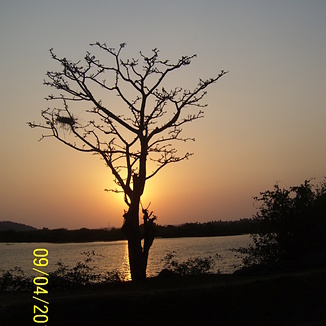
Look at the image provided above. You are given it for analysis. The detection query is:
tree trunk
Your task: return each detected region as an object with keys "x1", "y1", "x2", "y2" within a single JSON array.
[
  {"x1": 121, "y1": 170, "x2": 156, "y2": 281},
  {"x1": 122, "y1": 199, "x2": 146, "y2": 281},
  {"x1": 128, "y1": 235, "x2": 146, "y2": 281},
  {"x1": 143, "y1": 209, "x2": 156, "y2": 272},
  {"x1": 121, "y1": 201, "x2": 157, "y2": 281}
]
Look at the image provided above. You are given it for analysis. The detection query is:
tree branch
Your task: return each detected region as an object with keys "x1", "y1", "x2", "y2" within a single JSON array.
[{"x1": 29, "y1": 42, "x2": 227, "y2": 205}]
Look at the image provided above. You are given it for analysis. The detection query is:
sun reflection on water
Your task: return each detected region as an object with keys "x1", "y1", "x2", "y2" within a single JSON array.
[
  {"x1": 121, "y1": 242, "x2": 132, "y2": 281},
  {"x1": 0, "y1": 235, "x2": 252, "y2": 280}
]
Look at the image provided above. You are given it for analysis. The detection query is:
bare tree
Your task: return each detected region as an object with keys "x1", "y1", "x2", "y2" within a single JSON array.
[{"x1": 28, "y1": 42, "x2": 227, "y2": 281}]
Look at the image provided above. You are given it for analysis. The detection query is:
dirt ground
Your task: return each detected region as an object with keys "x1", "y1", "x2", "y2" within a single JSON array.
[{"x1": 1, "y1": 268, "x2": 325, "y2": 326}]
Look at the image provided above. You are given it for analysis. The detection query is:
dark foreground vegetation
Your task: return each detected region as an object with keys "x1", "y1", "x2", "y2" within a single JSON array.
[
  {"x1": 1, "y1": 268, "x2": 325, "y2": 325},
  {"x1": 234, "y1": 178, "x2": 326, "y2": 274},
  {"x1": 1, "y1": 250, "x2": 325, "y2": 324},
  {"x1": 0, "y1": 252, "x2": 219, "y2": 292},
  {"x1": 1, "y1": 179, "x2": 325, "y2": 325},
  {"x1": 0, "y1": 218, "x2": 258, "y2": 243}
]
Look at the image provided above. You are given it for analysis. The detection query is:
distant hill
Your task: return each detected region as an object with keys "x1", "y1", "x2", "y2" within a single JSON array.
[{"x1": 0, "y1": 221, "x2": 38, "y2": 231}]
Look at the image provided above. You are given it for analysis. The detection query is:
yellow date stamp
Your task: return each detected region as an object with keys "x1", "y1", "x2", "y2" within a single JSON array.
[{"x1": 32, "y1": 248, "x2": 49, "y2": 324}]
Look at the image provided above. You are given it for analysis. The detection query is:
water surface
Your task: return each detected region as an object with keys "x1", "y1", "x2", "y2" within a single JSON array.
[{"x1": 0, "y1": 234, "x2": 251, "y2": 280}]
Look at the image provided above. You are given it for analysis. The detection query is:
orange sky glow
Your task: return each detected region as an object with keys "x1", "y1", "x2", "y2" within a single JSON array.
[{"x1": 1, "y1": 1, "x2": 326, "y2": 229}]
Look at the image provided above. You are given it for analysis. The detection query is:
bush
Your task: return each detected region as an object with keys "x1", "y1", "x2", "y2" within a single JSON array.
[
  {"x1": 0, "y1": 251, "x2": 122, "y2": 291},
  {"x1": 48, "y1": 251, "x2": 122, "y2": 289},
  {"x1": 160, "y1": 252, "x2": 219, "y2": 277},
  {"x1": 237, "y1": 179, "x2": 326, "y2": 269},
  {"x1": 0, "y1": 267, "x2": 32, "y2": 291}
]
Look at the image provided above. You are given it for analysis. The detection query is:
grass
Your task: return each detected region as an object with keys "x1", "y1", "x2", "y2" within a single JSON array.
[{"x1": 1, "y1": 267, "x2": 325, "y2": 325}]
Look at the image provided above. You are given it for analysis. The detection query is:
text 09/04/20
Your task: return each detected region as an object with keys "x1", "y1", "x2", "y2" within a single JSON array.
[{"x1": 32, "y1": 248, "x2": 49, "y2": 324}]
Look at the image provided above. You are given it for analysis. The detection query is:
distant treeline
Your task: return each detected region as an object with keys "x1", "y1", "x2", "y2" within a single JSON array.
[
  {"x1": 156, "y1": 219, "x2": 259, "y2": 238},
  {"x1": 0, "y1": 219, "x2": 259, "y2": 243}
]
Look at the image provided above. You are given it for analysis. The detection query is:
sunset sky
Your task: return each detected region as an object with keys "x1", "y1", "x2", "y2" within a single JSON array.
[{"x1": 1, "y1": 1, "x2": 326, "y2": 229}]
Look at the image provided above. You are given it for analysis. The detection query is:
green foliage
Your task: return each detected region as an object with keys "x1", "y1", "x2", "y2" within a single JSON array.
[
  {"x1": 238, "y1": 179, "x2": 326, "y2": 269},
  {"x1": 161, "y1": 252, "x2": 219, "y2": 276}
]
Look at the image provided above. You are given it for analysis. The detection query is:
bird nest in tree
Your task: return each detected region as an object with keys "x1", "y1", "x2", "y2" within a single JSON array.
[{"x1": 56, "y1": 115, "x2": 76, "y2": 126}]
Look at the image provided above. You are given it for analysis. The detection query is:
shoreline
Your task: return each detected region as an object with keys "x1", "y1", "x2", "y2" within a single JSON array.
[
  {"x1": 0, "y1": 219, "x2": 258, "y2": 243},
  {"x1": 0, "y1": 232, "x2": 250, "y2": 244}
]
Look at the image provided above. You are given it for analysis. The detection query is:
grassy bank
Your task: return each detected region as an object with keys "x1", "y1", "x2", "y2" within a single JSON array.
[{"x1": 1, "y1": 268, "x2": 325, "y2": 325}]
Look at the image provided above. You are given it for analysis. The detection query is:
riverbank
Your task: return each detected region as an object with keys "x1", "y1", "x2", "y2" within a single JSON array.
[
  {"x1": 1, "y1": 268, "x2": 325, "y2": 325},
  {"x1": 0, "y1": 219, "x2": 258, "y2": 243}
]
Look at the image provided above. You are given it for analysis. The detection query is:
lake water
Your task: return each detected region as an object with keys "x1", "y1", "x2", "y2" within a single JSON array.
[{"x1": 0, "y1": 234, "x2": 251, "y2": 281}]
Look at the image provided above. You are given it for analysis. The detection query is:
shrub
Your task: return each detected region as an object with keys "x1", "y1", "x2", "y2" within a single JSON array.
[
  {"x1": 48, "y1": 251, "x2": 122, "y2": 288},
  {"x1": 0, "y1": 267, "x2": 32, "y2": 291},
  {"x1": 160, "y1": 252, "x2": 219, "y2": 276},
  {"x1": 0, "y1": 251, "x2": 122, "y2": 291},
  {"x1": 237, "y1": 179, "x2": 326, "y2": 269}
]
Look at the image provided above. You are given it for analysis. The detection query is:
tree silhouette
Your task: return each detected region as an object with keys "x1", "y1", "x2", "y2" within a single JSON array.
[
  {"x1": 28, "y1": 42, "x2": 227, "y2": 281},
  {"x1": 237, "y1": 179, "x2": 326, "y2": 269}
]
